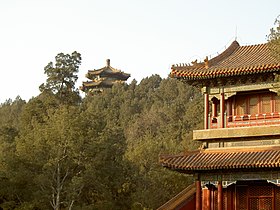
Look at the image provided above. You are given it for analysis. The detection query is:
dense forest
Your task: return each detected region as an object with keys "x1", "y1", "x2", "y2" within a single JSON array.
[{"x1": 0, "y1": 58, "x2": 203, "y2": 210}]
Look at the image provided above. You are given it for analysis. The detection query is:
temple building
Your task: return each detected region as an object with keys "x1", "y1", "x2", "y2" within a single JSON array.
[
  {"x1": 80, "y1": 59, "x2": 130, "y2": 93},
  {"x1": 158, "y1": 41, "x2": 280, "y2": 210}
]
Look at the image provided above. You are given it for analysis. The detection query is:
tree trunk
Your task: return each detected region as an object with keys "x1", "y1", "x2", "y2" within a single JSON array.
[{"x1": 56, "y1": 162, "x2": 60, "y2": 210}]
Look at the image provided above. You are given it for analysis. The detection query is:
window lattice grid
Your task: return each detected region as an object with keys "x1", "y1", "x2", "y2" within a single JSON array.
[
  {"x1": 249, "y1": 198, "x2": 273, "y2": 210},
  {"x1": 223, "y1": 191, "x2": 227, "y2": 210},
  {"x1": 235, "y1": 97, "x2": 246, "y2": 115},
  {"x1": 237, "y1": 186, "x2": 247, "y2": 210},
  {"x1": 261, "y1": 95, "x2": 271, "y2": 113},
  {"x1": 262, "y1": 198, "x2": 273, "y2": 210},
  {"x1": 249, "y1": 96, "x2": 258, "y2": 115},
  {"x1": 214, "y1": 190, "x2": 218, "y2": 210},
  {"x1": 249, "y1": 198, "x2": 259, "y2": 210},
  {"x1": 249, "y1": 186, "x2": 273, "y2": 197},
  {"x1": 275, "y1": 187, "x2": 280, "y2": 210},
  {"x1": 275, "y1": 95, "x2": 280, "y2": 112}
]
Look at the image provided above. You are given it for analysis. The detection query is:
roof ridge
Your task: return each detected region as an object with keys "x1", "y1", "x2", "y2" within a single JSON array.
[
  {"x1": 208, "y1": 40, "x2": 240, "y2": 66},
  {"x1": 240, "y1": 42, "x2": 268, "y2": 47},
  {"x1": 171, "y1": 41, "x2": 241, "y2": 70}
]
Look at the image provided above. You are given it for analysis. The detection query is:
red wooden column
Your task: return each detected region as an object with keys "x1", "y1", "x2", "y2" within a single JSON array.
[
  {"x1": 196, "y1": 180, "x2": 202, "y2": 210},
  {"x1": 202, "y1": 187, "x2": 211, "y2": 210},
  {"x1": 212, "y1": 101, "x2": 217, "y2": 118},
  {"x1": 226, "y1": 100, "x2": 232, "y2": 117},
  {"x1": 204, "y1": 93, "x2": 209, "y2": 129},
  {"x1": 206, "y1": 187, "x2": 211, "y2": 210},
  {"x1": 218, "y1": 181, "x2": 223, "y2": 210},
  {"x1": 220, "y1": 91, "x2": 225, "y2": 128}
]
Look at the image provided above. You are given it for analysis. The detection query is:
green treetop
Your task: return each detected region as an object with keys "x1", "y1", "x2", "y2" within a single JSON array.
[{"x1": 40, "y1": 51, "x2": 82, "y2": 105}]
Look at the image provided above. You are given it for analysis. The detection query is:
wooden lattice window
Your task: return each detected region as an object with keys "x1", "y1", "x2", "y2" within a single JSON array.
[
  {"x1": 214, "y1": 190, "x2": 218, "y2": 210},
  {"x1": 275, "y1": 186, "x2": 280, "y2": 210},
  {"x1": 249, "y1": 96, "x2": 259, "y2": 115},
  {"x1": 248, "y1": 186, "x2": 273, "y2": 210},
  {"x1": 275, "y1": 95, "x2": 280, "y2": 112},
  {"x1": 249, "y1": 198, "x2": 273, "y2": 210},
  {"x1": 233, "y1": 92, "x2": 279, "y2": 117},
  {"x1": 223, "y1": 191, "x2": 227, "y2": 210},
  {"x1": 249, "y1": 186, "x2": 273, "y2": 196},
  {"x1": 237, "y1": 186, "x2": 247, "y2": 210},
  {"x1": 249, "y1": 198, "x2": 259, "y2": 210},
  {"x1": 261, "y1": 95, "x2": 272, "y2": 114},
  {"x1": 235, "y1": 96, "x2": 246, "y2": 115}
]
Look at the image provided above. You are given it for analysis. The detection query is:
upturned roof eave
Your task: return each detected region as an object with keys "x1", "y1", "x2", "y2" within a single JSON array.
[
  {"x1": 170, "y1": 41, "x2": 280, "y2": 80},
  {"x1": 170, "y1": 66, "x2": 280, "y2": 81},
  {"x1": 160, "y1": 146, "x2": 280, "y2": 173},
  {"x1": 86, "y1": 67, "x2": 130, "y2": 79}
]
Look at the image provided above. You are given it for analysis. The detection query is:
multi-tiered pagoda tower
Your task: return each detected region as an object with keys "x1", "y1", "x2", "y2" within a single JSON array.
[
  {"x1": 80, "y1": 59, "x2": 130, "y2": 94},
  {"x1": 159, "y1": 41, "x2": 280, "y2": 210}
]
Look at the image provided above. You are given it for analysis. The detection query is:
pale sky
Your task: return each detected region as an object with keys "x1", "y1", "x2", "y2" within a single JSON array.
[{"x1": 0, "y1": 0, "x2": 279, "y2": 103}]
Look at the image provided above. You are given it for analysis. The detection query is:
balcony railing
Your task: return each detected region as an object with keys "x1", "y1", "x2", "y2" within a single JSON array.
[{"x1": 209, "y1": 112, "x2": 280, "y2": 129}]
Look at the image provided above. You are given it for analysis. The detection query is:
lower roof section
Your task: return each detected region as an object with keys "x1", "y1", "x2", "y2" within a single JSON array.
[{"x1": 160, "y1": 146, "x2": 280, "y2": 173}]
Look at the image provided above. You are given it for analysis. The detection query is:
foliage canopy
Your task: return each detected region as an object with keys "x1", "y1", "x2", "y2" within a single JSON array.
[
  {"x1": 39, "y1": 51, "x2": 82, "y2": 105},
  {"x1": 0, "y1": 74, "x2": 203, "y2": 209}
]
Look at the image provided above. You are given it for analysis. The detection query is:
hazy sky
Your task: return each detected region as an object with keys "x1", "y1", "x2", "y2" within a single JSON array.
[{"x1": 0, "y1": 0, "x2": 279, "y2": 103}]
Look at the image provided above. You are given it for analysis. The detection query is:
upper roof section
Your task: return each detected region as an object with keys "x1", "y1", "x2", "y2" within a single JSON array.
[
  {"x1": 86, "y1": 59, "x2": 130, "y2": 80},
  {"x1": 170, "y1": 41, "x2": 280, "y2": 81}
]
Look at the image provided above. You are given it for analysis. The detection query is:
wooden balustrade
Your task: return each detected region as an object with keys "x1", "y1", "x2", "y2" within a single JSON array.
[{"x1": 209, "y1": 112, "x2": 280, "y2": 129}]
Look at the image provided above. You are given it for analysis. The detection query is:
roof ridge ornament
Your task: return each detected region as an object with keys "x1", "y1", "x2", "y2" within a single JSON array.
[
  {"x1": 106, "y1": 59, "x2": 110, "y2": 67},
  {"x1": 204, "y1": 56, "x2": 209, "y2": 69},
  {"x1": 191, "y1": 59, "x2": 198, "y2": 66}
]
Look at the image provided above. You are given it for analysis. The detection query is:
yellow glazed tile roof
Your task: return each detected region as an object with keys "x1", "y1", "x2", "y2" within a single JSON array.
[
  {"x1": 160, "y1": 146, "x2": 280, "y2": 173},
  {"x1": 171, "y1": 41, "x2": 280, "y2": 80}
]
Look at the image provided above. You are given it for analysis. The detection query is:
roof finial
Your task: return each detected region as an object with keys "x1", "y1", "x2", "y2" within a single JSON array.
[
  {"x1": 235, "y1": 26, "x2": 238, "y2": 41},
  {"x1": 106, "y1": 59, "x2": 110, "y2": 67},
  {"x1": 204, "y1": 56, "x2": 209, "y2": 69}
]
